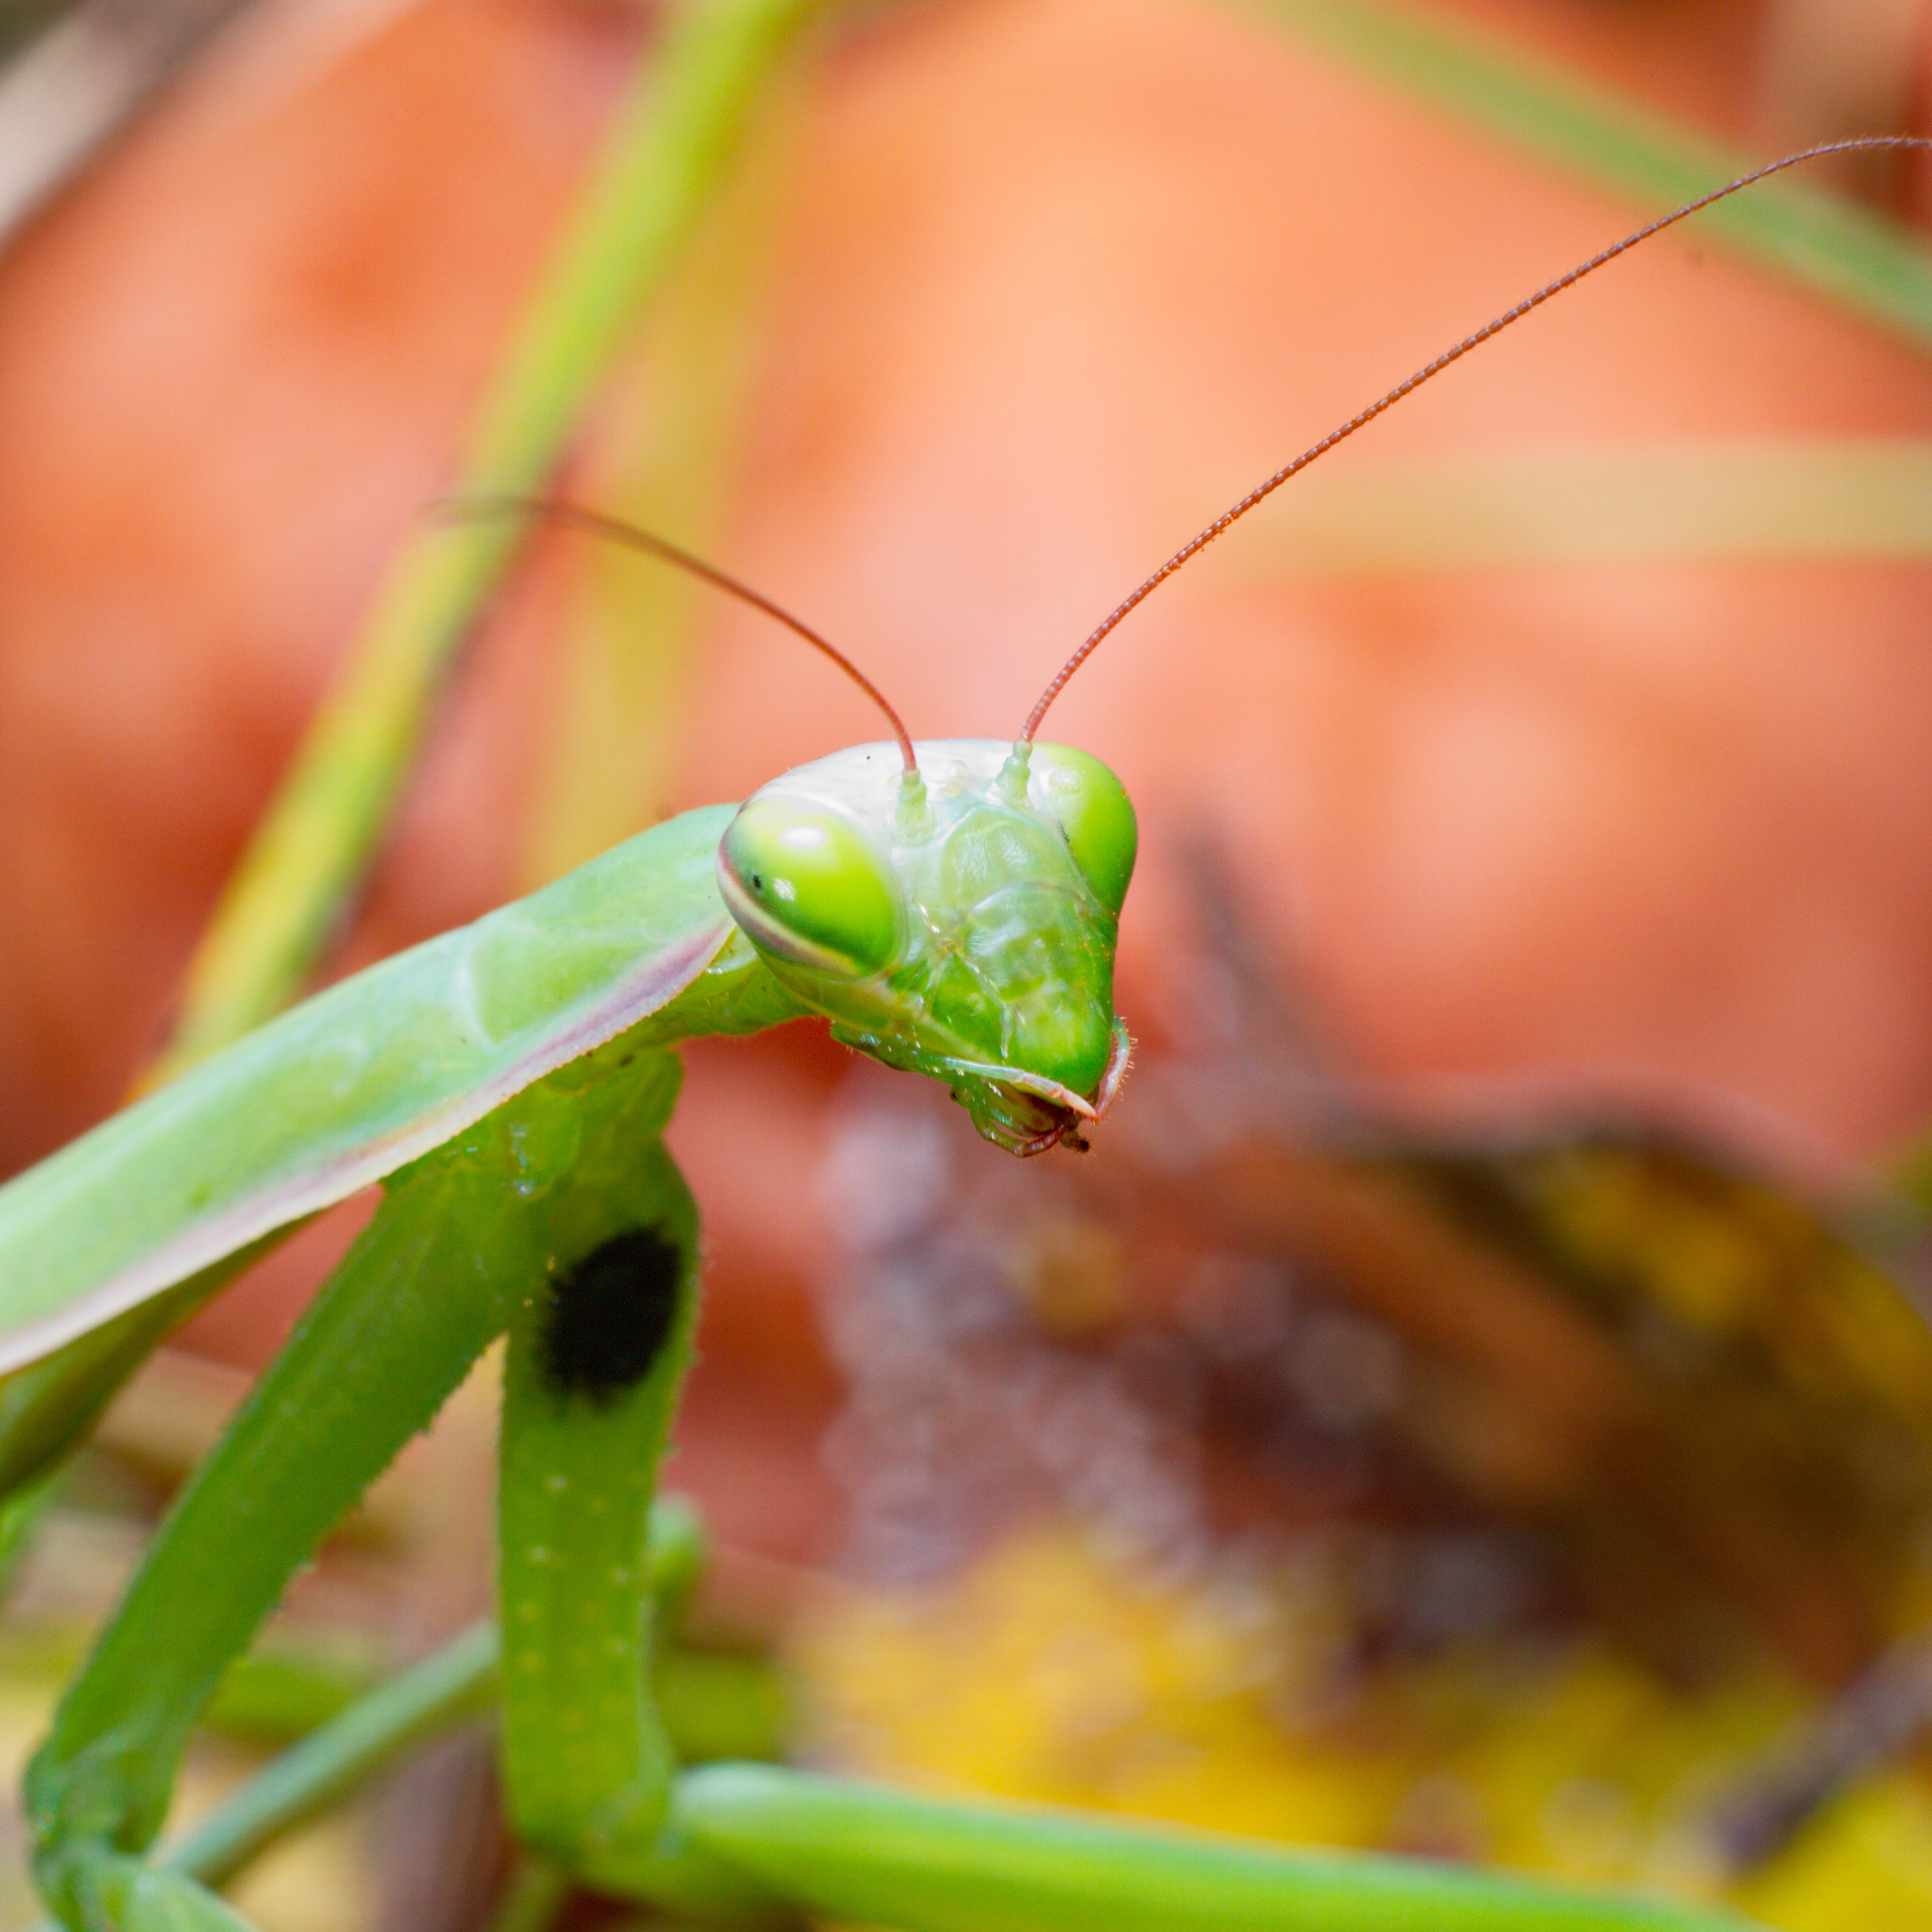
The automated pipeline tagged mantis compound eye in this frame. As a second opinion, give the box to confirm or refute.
[718,797,905,978]
[1031,744,1138,916]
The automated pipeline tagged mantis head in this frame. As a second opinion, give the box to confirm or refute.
[433,500,1139,1156]
[718,738,1135,1156]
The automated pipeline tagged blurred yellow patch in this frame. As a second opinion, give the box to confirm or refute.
[794,1524,1932,1930]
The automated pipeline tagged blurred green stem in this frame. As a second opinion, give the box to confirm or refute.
[486,1855,573,1932]
[149,0,833,1085]
[160,1620,499,1891]
[1199,437,1932,578]
[65,1499,764,1907]
[1239,0,1932,354]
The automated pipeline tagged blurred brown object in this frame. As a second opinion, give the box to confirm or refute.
[815,842,1932,1700]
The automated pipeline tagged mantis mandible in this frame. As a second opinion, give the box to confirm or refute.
[1,137,1917,1932]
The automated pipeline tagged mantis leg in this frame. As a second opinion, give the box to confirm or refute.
[497,1138,700,1866]
[27,1039,684,1932]
[670,1766,1757,1932]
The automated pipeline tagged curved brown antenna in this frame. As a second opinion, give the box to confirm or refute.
[1021,134,1932,742]
[442,494,917,773]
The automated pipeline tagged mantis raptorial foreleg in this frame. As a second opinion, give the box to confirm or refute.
[27,1040,695,1932]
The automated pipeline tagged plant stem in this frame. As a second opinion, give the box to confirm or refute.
[1239,0,1932,354]
[1202,436,1932,579]
[22,1623,499,1932]
[486,1854,573,1932]
[62,1499,733,1906]
[160,1621,499,1891]
[149,0,834,1085]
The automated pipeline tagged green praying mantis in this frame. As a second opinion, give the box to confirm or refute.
[0,136,1919,1932]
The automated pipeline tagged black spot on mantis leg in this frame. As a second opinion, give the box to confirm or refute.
[498,1130,700,1868]
[538,1226,685,1405]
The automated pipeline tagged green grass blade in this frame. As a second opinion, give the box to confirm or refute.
[1197,436,1932,577]
[1235,0,1932,353]
[518,98,788,888]
[162,1621,501,1891]
[485,1856,573,1932]
[150,0,832,1084]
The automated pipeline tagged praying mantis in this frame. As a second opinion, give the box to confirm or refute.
[0,136,1919,1932]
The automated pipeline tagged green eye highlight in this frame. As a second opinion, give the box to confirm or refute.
[1032,745,1137,916]
[718,798,904,978]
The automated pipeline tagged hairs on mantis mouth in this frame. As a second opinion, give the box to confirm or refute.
[8,133,1918,1932]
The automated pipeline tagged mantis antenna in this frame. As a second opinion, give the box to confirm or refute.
[1020,133,1932,743]
[441,494,919,774]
